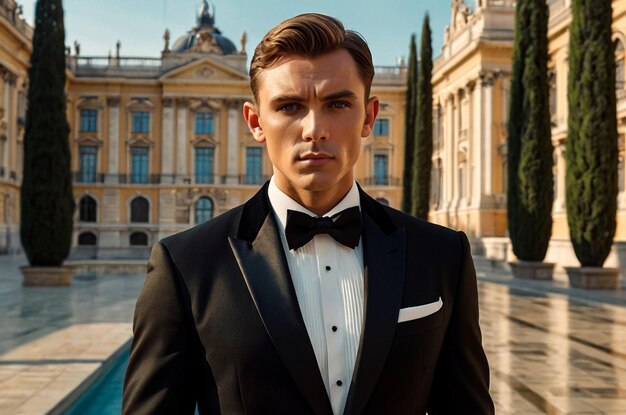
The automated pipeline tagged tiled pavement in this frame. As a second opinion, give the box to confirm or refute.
[0,253,625,414]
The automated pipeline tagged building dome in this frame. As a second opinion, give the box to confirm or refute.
[171,1,237,55]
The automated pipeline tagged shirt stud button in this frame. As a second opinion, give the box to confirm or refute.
[336,380,343,387]
[332,326,337,332]
[325,266,331,271]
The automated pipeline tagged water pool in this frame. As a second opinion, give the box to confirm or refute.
[62,347,200,414]
[63,349,129,415]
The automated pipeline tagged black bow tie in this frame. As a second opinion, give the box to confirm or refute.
[284,206,362,250]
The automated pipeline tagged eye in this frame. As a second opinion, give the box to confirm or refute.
[330,101,350,109]
[277,103,300,112]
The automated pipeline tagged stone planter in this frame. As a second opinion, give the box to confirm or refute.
[565,267,621,290]
[21,266,74,287]
[508,261,555,280]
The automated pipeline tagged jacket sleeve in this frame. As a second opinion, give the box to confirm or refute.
[122,242,217,414]
[427,231,495,414]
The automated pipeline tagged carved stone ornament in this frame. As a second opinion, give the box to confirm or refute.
[196,66,214,78]
[192,30,222,54]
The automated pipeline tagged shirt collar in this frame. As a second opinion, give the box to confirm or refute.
[267,176,361,232]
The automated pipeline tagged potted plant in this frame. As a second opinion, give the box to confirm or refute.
[564,0,620,289]
[507,0,554,280]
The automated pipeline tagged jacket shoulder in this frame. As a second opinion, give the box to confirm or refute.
[381,204,461,240]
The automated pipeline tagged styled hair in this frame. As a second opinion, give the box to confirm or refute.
[249,13,375,103]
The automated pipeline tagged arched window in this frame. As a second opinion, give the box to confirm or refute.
[78,232,97,246]
[130,232,148,246]
[195,197,213,224]
[130,196,149,223]
[79,195,97,222]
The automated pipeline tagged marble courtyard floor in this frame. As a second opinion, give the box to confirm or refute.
[0,254,625,414]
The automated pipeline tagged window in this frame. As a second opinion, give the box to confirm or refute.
[79,195,97,222]
[195,197,214,224]
[195,112,214,135]
[78,145,97,183]
[245,147,263,184]
[549,69,557,121]
[132,111,150,133]
[374,154,389,185]
[616,39,625,98]
[130,196,149,223]
[195,147,214,184]
[130,232,148,246]
[78,232,97,246]
[131,147,149,184]
[459,162,467,199]
[80,109,97,132]
[373,119,389,136]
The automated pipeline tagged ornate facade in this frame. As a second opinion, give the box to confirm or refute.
[4,0,626,276]
[0,1,406,258]
[0,0,30,254]
[431,0,626,278]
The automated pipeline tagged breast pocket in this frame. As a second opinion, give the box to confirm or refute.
[395,310,443,337]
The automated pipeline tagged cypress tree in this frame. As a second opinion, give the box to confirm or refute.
[401,34,418,213]
[566,0,617,267]
[20,0,74,266]
[507,0,553,261]
[411,14,433,219]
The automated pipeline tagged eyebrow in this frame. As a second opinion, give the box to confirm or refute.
[268,90,358,107]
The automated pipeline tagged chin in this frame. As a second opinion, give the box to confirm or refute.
[292,172,337,192]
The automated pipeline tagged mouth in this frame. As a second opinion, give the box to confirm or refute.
[297,152,334,161]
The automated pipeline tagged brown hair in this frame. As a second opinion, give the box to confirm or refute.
[249,13,375,103]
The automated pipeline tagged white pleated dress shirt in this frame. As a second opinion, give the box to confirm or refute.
[267,178,364,415]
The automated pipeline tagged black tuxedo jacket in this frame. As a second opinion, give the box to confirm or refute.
[123,183,494,414]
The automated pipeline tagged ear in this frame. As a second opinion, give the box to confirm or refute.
[243,101,266,143]
[361,96,380,138]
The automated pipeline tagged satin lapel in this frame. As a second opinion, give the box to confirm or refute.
[229,211,333,415]
[343,210,406,415]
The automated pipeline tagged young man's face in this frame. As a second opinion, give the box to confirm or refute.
[244,49,379,206]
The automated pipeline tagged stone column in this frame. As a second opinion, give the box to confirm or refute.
[444,94,455,211]
[176,99,188,183]
[555,143,566,212]
[226,100,240,184]
[105,97,120,184]
[453,91,461,202]
[1,75,10,174]
[161,98,175,184]
[465,82,476,205]
[480,70,497,196]
[2,73,15,175]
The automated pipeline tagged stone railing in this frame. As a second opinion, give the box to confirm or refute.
[374,66,406,81]
[72,56,163,69]
[487,0,516,6]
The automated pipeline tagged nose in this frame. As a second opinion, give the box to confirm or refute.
[301,110,329,142]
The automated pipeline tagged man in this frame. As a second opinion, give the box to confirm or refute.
[123,13,494,415]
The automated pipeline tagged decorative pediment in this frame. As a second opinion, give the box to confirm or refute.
[159,57,248,83]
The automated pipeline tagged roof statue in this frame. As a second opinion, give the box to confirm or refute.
[171,1,237,55]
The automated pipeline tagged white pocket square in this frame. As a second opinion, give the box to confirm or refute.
[397,297,443,323]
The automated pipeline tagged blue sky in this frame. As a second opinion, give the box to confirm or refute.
[19,0,456,67]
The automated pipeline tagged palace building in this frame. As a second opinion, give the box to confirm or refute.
[2,0,626,282]
[430,0,626,276]
[0,1,406,259]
